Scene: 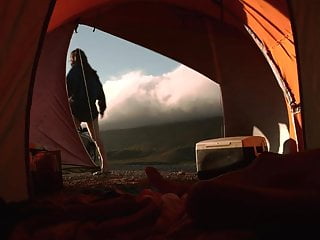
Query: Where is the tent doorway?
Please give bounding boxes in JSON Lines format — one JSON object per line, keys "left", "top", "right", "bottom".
{"left": 63, "top": 25, "right": 224, "bottom": 172}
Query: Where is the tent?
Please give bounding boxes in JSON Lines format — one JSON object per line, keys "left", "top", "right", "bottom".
{"left": 1, "top": 0, "right": 319, "bottom": 202}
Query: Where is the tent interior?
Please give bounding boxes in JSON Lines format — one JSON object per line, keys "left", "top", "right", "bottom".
{"left": 30, "top": 2, "right": 302, "bottom": 165}
{"left": 1, "top": 0, "right": 320, "bottom": 238}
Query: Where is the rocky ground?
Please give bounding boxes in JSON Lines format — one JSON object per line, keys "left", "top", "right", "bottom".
{"left": 62, "top": 168, "right": 198, "bottom": 195}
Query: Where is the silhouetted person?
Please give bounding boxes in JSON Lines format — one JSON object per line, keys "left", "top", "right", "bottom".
{"left": 67, "top": 48, "right": 108, "bottom": 174}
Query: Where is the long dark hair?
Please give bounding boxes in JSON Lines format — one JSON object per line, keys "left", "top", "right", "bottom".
{"left": 71, "top": 48, "right": 96, "bottom": 74}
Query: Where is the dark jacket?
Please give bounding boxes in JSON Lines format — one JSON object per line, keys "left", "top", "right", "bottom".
{"left": 67, "top": 64, "right": 106, "bottom": 122}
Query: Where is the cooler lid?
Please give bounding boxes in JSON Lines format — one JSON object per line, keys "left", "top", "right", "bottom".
{"left": 196, "top": 136, "right": 266, "bottom": 150}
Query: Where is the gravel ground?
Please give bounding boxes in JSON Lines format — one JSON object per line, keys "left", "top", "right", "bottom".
{"left": 62, "top": 167, "right": 198, "bottom": 195}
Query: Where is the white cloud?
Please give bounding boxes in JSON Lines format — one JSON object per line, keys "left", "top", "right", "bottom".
{"left": 99, "top": 65, "right": 222, "bottom": 130}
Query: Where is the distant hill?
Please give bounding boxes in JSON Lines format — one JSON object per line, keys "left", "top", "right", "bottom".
{"left": 101, "top": 117, "right": 223, "bottom": 169}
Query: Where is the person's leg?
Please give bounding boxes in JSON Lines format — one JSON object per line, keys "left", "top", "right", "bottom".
{"left": 86, "top": 118, "right": 108, "bottom": 173}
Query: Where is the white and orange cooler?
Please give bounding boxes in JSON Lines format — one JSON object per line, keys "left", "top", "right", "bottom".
{"left": 195, "top": 136, "right": 268, "bottom": 180}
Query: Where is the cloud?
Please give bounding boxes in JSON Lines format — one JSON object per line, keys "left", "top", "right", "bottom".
{"left": 99, "top": 65, "right": 222, "bottom": 130}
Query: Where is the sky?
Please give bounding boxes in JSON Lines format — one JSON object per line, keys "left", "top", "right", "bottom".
{"left": 67, "top": 25, "right": 222, "bottom": 130}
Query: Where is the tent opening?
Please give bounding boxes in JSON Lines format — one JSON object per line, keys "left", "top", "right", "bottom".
{"left": 62, "top": 24, "right": 224, "bottom": 177}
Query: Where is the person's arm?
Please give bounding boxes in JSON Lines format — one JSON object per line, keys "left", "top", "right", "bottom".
{"left": 66, "top": 70, "right": 76, "bottom": 104}
{"left": 97, "top": 81, "right": 106, "bottom": 117}
{"left": 66, "top": 72, "right": 73, "bottom": 98}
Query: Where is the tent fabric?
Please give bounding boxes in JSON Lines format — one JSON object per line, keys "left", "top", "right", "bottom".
{"left": 208, "top": 23, "right": 288, "bottom": 152}
{"left": 288, "top": 1, "right": 320, "bottom": 150}
{"left": 0, "top": 0, "right": 54, "bottom": 202}
{"left": 30, "top": 23, "right": 94, "bottom": 166}
{"left": 1, "top": 0, "right": 320, "bottom": 202}
{"left": 235, "top": 0, "right": 302, "bottom": 145}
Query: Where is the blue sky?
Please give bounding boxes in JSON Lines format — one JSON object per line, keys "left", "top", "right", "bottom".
{"left": 67, "top": 25, "right": 222, "bottom": 130}
{"left": 67, "top": 25, "right": 179, "bottom": 82}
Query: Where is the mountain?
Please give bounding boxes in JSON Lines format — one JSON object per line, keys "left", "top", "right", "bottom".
{"left": 101, "top": 117, "right": 223, "bottom": 169}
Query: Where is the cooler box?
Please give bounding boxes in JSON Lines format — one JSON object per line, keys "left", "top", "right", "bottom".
{"left": 196, "top": 136, "right": 267, "bottom": 180}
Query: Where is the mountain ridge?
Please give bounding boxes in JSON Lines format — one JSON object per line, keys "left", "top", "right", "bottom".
{"left": 101, "top": 117, "right": 223, "bottom": 167}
